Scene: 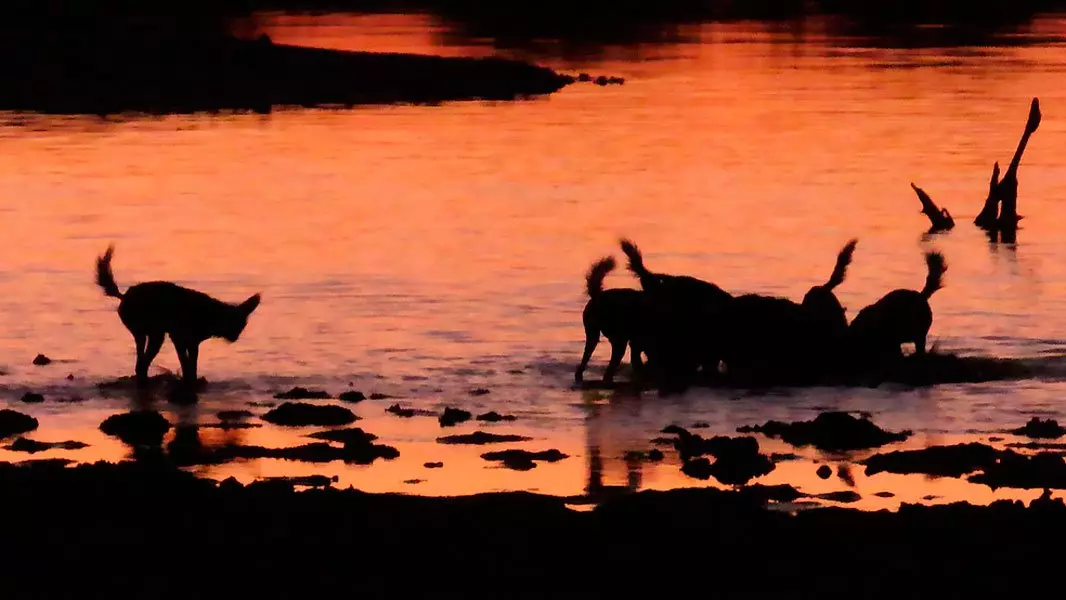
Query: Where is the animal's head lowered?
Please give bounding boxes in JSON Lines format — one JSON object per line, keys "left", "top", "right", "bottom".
{"left": 221, "top": 293, "right": 262, "bottom": 342}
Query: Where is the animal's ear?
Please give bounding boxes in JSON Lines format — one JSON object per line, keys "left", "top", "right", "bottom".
{"left": 240, "top": 293, "right": 261, "bottom": 316}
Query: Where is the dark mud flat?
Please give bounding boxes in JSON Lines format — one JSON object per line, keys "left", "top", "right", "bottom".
{"left": 1, "top": 460, "right": 1064, "bottom": 599}
{"left": 1, "top": 32, "right": 574, "bottom": 115}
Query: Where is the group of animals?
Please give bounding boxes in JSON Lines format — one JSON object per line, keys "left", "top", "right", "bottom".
{"left": 575, "top": 239, "right": 945, "bottom": 389}
{"left": 575, "top": 96, "right": 1044, "bottom": 392}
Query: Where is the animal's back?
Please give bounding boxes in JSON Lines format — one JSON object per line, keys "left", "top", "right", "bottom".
{"left": 118, "top": 281, "right": 228, "bottom": 336}
{"left": 850, "top": 289, "right": 931, "bottom": 342}
{"left": 584, "top": 288, "right": 647, "bottom": 340}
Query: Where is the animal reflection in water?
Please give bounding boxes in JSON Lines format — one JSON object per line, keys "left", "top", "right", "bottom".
{"left": 579, "top": 389, "right": 663, "bottom": 501}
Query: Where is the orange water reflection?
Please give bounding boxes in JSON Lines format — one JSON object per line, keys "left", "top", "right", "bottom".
{"left": 3, "top": 14, "right": 1066, "bottom": 509}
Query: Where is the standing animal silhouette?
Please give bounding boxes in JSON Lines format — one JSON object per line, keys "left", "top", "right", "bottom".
{"left": 95, "top": 245, "right": 261, "bottom": 387}
{"left": 575, "top": 256, "right": 649, "bottom": 384}
{"left": 848, "top": 251, "right": 946, "bottom": 363}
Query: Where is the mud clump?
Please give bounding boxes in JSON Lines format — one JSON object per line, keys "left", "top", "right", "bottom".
{"left": 863, "top": 443, "right": 1006, "bottom": 478}
{"left": 439, "top": 407, "right": 472, "bottom": 427}
{"left": 223, "top": 441, "right": 400, "bottom": 465}
{"left": 369, "top": 393, "right": 392, "bottom": 400}
{"left": 100, "top": 411, "right": 171, "bottom": 447}
{"left": 338, "top": 391, "right": 367, "bottom": 403}
{"left": 477, "top": 411, "right": 517, "bottom": 422}
{"left": 1010, "top": 417, "right": 1066, "bottom": 439}
{"left": 274, "top": 387, "right": 331, "bottom": 400}
{"left": 664, "top": 426, "right": 775, "bottom": 485}
{"left": 738, "top": 412, "right": 911, "bottom": 452}
{"left": 32, "top": 354, "right": 52, "bottom": 366}
{"left": 260, "top": 475, "right": 337, "bottom": 488}
{"left": 816, "top": 491, "right": 862, "bottom": 504}
{"left": 218, "top": 410, "right": 254, "bottom": 422}
{"left": 0, "top": 410, "right": 39, "bottom": 439}
{"left": 20, "top": 392, "right": 44, "bottom": 404}
{"left": 307, "top": 427, "right": 378, "bottom": 445}
{"left": 424, "top": 461, "right": 444, "bottom": 469}
{"left": 262, "top": 403, "right": 357, "bottom": 427}
{"left": 4, "top": 438, "right": 88, "bottom": 453}
{"left": 647, "top": 449, "right": 665, "bottom": 462}
{"left": 469, "top": 388, "right": 491, "bottom": 396}
{"left": 437, "top": 432, "right": 532, "bottom": 445}
{"left": 481, "top": 449, "right": 568, "bottom": 471}
{"left": 970, "top": 452, "right": 1066, "bottom": 490}
{"left": 817, "top": 465, "right": 832, "bottom": 479}
{"left": 386, "top": 403, "right": 436, "bottom": 418}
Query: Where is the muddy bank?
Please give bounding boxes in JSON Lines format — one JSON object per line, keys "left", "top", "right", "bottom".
{"left": 1, "top": 30, "right": 575, "bottom": 115}
{"left": 0, "top": 459, "right": 1062, "bottom": 597}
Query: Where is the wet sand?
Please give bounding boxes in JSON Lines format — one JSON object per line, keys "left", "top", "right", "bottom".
{"left": 1, "top": 458, "right": 1060, "bottom": 598}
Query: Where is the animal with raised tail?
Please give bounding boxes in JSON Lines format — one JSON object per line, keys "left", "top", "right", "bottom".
{"left": 574, "top": 256, "right": 650, "bottom": 384}
{"left": 618, "top": 239, "right": 733, "bottom": 390}
{"left": 719, "top": 239, "right": 859, "bottom": 384}
{"left": 848, "top": 251, "right": 947, "bottom": 364}
{"left": 95, "top": 245, "right": 261, "bottom": 388}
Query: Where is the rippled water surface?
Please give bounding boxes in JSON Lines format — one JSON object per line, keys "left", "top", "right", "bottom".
{"left": 4, "top": 12, "right": 1066, "bottom": 509}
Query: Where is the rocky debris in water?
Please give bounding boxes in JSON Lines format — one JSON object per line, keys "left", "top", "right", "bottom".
{"left": 248, "top": 401, "right": 276, "bottom": 408}
{"left": 260, "top": 475, "right": 337, "bottom": 488}
{"left": 863, "top": 443, "right": 1007, "bottom": 478}
{"left": 386, "top": 403, "right": 436, "bottom": 418}
{"left": 100, "top": 411, "right": 172, "bottom": 447}
{"left": 650, "top": 437, "right": 676, "bottom": 446}
{"left": 55, "top": 396, "right": 85, "bottom": 404}
{"left": 663, "top": 426, "right": 775, "bottom": 485}
{"left": 989, "top": 436, "right": 1004, "bottom": 442}
{"left": 817, "top": 465, "right": 832, "bottom": 479}
{"left": 0, "top": 410, "right": 39, "bottom": 439}
{"left": 97, "top": 374, "right": 208, "bottom": 390}
{"left": 662, "top": 424, "right": 688, "bottom": 436}
{"left": 1007, "top": 441, "right": 1066, "bottom": 450}
{"left": 3, "top": 438, "right": 88, "bottom": 453}
{"left": 219, "top": 440, "right": 400, "bottom": 465}
{"left": 771, "top": 452, "right": 801, "bottom": 462}
{"left": 838, "top": 464, "right": 856, "bottom": 487}
{"left": 32, "top": 354, "right": 51, "bottom": 366}
{"left": 218, "top": 410, "right": 254, "bottom": 422}
{"left": 437, "top": 431, "right": 532, "bottom": 445}
{"left": 439, "top": 407, "right": 472, "bottom": 427}
{"left": 405, "top": 479, "right": 424, "bottom": 484}
{"left": 477, "top": 411, "right": 517, "bottom": 422}
{"left": 262, "top": 403, "right": 357, "bottom": 427}
{"left": 469, "top": 388, "right": 491, "bottom": 396}
{"left": 647, "top": 449, "right": 665, "bottom": 462}
{"left": 692, "top": 421, "right": 710, "bottom": 429}
{"left": 816, "top": 491, "right": 862, "bottom": 503}
{"left": 923, "top": 495, "right": 940, "bottom": 501}
{"left": 424, "top": 462, "right": 444, "bottom": 469}
{"left": 338, "top": 391, "right": 366, "bottom": 403}
{"left": 308, "top": 427, "right": 379, "bottom": 445}
{"left": 969, "top": 452, "right": 1066, "bottom": 490}
{"left": 20, "top": 392, "right": 44, "bottom": 404}
{"left": 738, "top": 412, "right": 912, "bottom": 452}
{"left": 369, "top": 393, "right": 392, "bottom": 400}
{"left": 481, "top": 449, "right": 568, "bottom": 471}
{"left": 874, "top": 491, "right": 896, "bottom": 498}
{"left": 741, "top": 484, "right": 807, "bottom": 504}
{"left": 1010, "top": 417, "right": 1066, "bottom": 439}
{"left": 274, "top": 387, "right": 331, "bottom": 400}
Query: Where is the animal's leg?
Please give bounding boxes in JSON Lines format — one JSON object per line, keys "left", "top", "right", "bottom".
{"left": 132, "top": 333, "right": 147, "bottom": 382}
{"left": 914, "top": 334, "right": 927, "bottom": 356}
{"left": 575, "top": 326, "right": 599, "bottom": 384}
{"left": 630, "top": 342, "right": 644, "bottom": 372}
{"left": 603, "top": 338, "right": 628, "bottom": 383}
{"left": 139, "top": 333, "right": 165, "bottom": 385}
{"left": 184, "top": 343, "right": 200, "bottom": 384}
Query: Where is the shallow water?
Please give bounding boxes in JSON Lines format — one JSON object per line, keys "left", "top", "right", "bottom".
{"left": 3, "top": 12, "right": 1066, "bottom": 509}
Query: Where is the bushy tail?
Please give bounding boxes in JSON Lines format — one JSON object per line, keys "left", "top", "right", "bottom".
{"left": 824, "top": 238, "right": 858, "bottom": 290}
{"left": 619, "top": 238, "right": 660, "bottom": 292}
{"left": 585, "top": 256, "right": 615, "bottom": 298}
{"left": 96, "top": 244, "right": 123, "bottom": 299}
{"left": 920, "top": 251, "right": 946, "bottom": 299}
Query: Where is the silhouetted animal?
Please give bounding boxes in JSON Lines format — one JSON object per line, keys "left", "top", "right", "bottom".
{"left": 911, "top": 183, "right": 954, "bottom": 232}
{"left": 848, "top": 251, "right": 946, "bottom": 364}
{"left": 618, "top": 239, "right": 733, "bottom": 389}
{"left": 719, "top": 239, "right": 858, "bottom": 384}
{"left": 96, "top": 245, "right": 261, "bottom": 387}
{"left": 575, "top": 256, "right": 649, "bottom": 384}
